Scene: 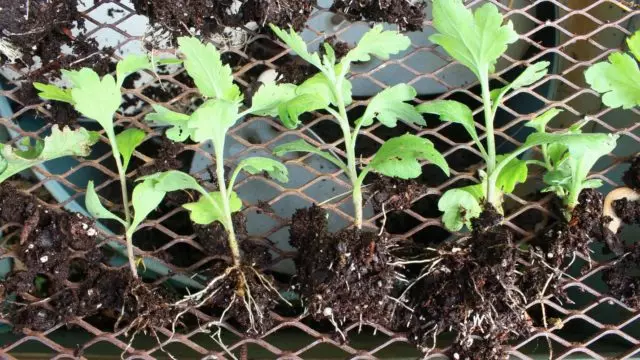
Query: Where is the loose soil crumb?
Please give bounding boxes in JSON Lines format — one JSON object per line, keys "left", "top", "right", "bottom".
{"left": 613, "top": 198, "right": 640, "bottom": 226}
{"left": 289, "top": 205, "right": 397, "bottom": 335}
{"left": 369, "top": 175, "right": 426, "bottom": 213}
{"left": 402, "top": 206, "right": 533, "bottom": 358}
{"left": 331, "top": 0, "right": 426, "bottom": 32}
{"left": 137, "top": 137, "right": 186, "bottom": 177}
{"left": 623, "top": 155, "right": 640, "bottom": 191}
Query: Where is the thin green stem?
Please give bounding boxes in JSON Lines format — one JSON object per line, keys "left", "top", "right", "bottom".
{"left": 213, "top": 140, "right": 241, "bottom": 267}
{"left": 479, "top": 70, "right": 498, "bottom": 206}
{"left": 124, "top": 232, "right": 138, "bottom": 277}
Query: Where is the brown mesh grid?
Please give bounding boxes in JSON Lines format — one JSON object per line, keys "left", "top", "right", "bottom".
{"left": 1, "top": 0, "right": 640, "bottom": 358}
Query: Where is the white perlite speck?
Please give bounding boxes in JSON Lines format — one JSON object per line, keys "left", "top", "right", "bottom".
{"left": 40, "top": 255, "right": 48, "bottom": 263}
{"left": 87, "top": 228, "right": 97, "bottom": 237}
{"left": 323, "top": 307, "right": 333, "bottom": 316}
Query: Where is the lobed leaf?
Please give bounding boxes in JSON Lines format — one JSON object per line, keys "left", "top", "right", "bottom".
{"left": 189, "top": 99, "right": 239, "bottom": 143}
{"left": 585, "top": 52, "right": 640, "bottom": 109}
{"left": 628, "top": 30, "right": 640, "bottom": 62}
{"left": 491, "top": 61, "right": 550, "bottom": 103}
{"left": 417, "top": 100, "right": 481, "bottom": 148}
{"left": 438, "top": 187, "right": 482, "bottom": 232}
{"left": 178, "top": 37, "right": 241, "bottom": 101}
{"left": 250, "top": 82, "right": 297, "bottom": 117}
{"left": 116, "top": 54, "right": 152, "bottom": 87}
{"left": 0, "top": 126, "right": 98, "bottom": 183}
{"left": 33, "top": 83, "right": 74, "bottom": 104}
{"left": 524, "top": 108, "right": 562, "bottom": 134}
{"left": 368, "top": 134, "right": 449, "bottom": 180}
{"left": 183, "top": 191, "right": 242, "bottom": 226}
{"left": 495, "top": 154, "right": 527, "bottom": 194}
{"left": 62, "top": 68, "right": 122, "bottom": 129}
{"left": 273, "top": 139, "right": 347, "bottom": 172}
{"left": 235, "top": 157, "right": 289, "bottom": 183}
{"left": 430, "top": 0, "right": 518, "bottom": 76}
{"left": 277, "top": 94, "right": 327, "bottom": 129}
{"left": 128, "top": 178, "right": 167, "bottom": 237}
{"left": 269, "top": 25, "right": 323, "bottom": 69}
{"left": 144, "top": 104, "right": 192, "bottom": 142}
{"left": 359, "top": 84, "right": 424, "bottom": 128}
{"left": 344, "top": 24, "right": 411, "bottom": 63}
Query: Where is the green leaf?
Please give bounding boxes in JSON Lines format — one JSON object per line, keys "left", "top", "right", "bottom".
{"left": 438, "top": 188, "right": 482, "bottom": 231}
{"left": 543, "top": 167, "right": 571, "bottom": 187}
{"left": 115, "top": 128, "right": 145, "bottom": 171}
{"left": 85, "top": 181, "right": 126, "bottom": 226}
{"left": 144, "top": 104, "right": 192, "bottom": 142}
{"left": 183, "top": 191, "right": 242, "bottom": 226}
{"left": 273, "top": 139, "right": 347, "bottom": 172}
{"left": 156, "top": 58, "right": 184, "bottom": 65}
{"left": 368, "top": 134, "right": 449, "bottom": 180}
{"left": 63, "top": 68, "right": 122, "bottom": 128}
{"left": 189, "top": 99, "right": 239, "bottom": 143}
{"left": 277, "top": 94, "right": 327, "bottom": 129}
{"left": 128, "top": 178, "right": 167, "bottom": 237}
{"left": 235, "top": 157, "right": 289, "bottom": 183}
{"left": 627, "top": 30, "right": 640, "bottom": 62}
{"left": 116, "top": 54, "right": 152, "bottom": 87}
{"left": 524, "top": 108, "right": 562, "bottom": 134}
{"left": 296, "top": 68, "right": 352, "bottom": 106}
{"left": 33, "top": 83, "right": 74, "bottom": 104}
{"left": 491, "top": 61, "right": 550, "bottom": 102}
{"left": 322, "top": 43, "right": 337, "bottom": 67}
{"left": 344, "top": 24, "right": 411, "bottom": 63}
{"left": 429, "top": 0, "right": 518, "bottom": 76}
{"left": 359, "top": 84, "right": 424, "bottom": 127}
{"left": 585, "top": 52, "right": 640, "bottom": 109}
{"left": 0, "top": 126, "right": 98, "bottom": 183}
{"left": 269, "top": 25, "right": 323, "bottom": 69}
{"left": 417, "top": 100, "right": 481, "bottom": 148}
{"left": 178, "top": 36, "right": 241, "bottom": 101}
{"left": 495, "top": 154, "right": 527, "bottom": 194}
{"left": 582, "top": 178, "right": 604, "bottom": 189}
{"left": 141, "top": 170, "right": 202, "bottom": 193}
{"left": 250, "top": 82, "right": 297, "bottom": 117}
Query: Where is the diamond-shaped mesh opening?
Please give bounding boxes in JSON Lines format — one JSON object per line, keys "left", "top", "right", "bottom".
{"left": 1, "top": 0, "right": 640, "bottom": 358}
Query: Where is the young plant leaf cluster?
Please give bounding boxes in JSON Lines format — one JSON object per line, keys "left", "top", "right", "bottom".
{"left": 36, "top": 55, "right": 153, "bottom": 277}
{"left": 423, "top": 0, "right": 618, "bottom": 231}
{"left": 145, "top": 37, "right": 290, "bottom": 269}
{"left": 269, "top": 24, "right": 450, "bottom": 229}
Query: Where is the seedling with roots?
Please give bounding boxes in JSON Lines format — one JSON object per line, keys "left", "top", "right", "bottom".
{"left": 36, "top": 55, "right": 153, "bottom": 278}
{"left": 419, "top": 0, "right": 617, "bottom": 231}
{"left": 145, "top": 37, "right": 292, "bottom": 332}
{"left": 269, "top": 24, "right": 449, "bottom": 229}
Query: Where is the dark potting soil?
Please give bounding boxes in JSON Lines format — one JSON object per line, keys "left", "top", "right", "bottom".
{"left": 191, "top": 211, "right": 279, "bottom": 334}
{"left": 289, "top": 205, "right": 397, "bottom": 333}
{"left": 331, "top": 0, "right": 426, "bottom": 32}
{"left": 0, "top": 0, "right": 81, "bottom": 65}
{"left": 603, "top": 244, "right": 640, "bottom": 309}
{"left": 623, "top": 155, "right": 640, "bottom": 191}
{"left": 401, "top": 206, "right": 533, "bottom": 359}
{"left": 0, "top": 184, "right": 176, "bottom": 334}
{"left": 613, "top": 197, "right": 640, "bottom": 227}
{"left": 369, "top": 175, "right": 426, "bottom": 213}
{"left": 132, "top": 0, "right": 313, "bottom": 40}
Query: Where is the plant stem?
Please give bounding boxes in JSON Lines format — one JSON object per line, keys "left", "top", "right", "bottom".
{"left": 214, "top": 141, "right": 241, "bottom": 267}
{"left": 479, "top": 70, "right": 497, "bottom": 206}
{"left": 332, "top": 73, "right": 362, "bottom": 229}
{"left": 108, "top": 132, "right": 136, "bottom": 278}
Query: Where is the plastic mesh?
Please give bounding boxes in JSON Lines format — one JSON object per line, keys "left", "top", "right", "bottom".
{"left": 1, "top": 0, "right": 640, "bottom": 359}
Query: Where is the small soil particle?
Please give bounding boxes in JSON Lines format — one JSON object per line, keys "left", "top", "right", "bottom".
{"left": 613, "top": 198, "right": 640, "bottom": 226}
{"left": 331, "top": 0, "right": 426, "bottom": 32}
{"left": 603, "top": 244, "right": 640, "bottom": 309}
{"left": 289, "top": 205, "right": 397, "bottom": 333}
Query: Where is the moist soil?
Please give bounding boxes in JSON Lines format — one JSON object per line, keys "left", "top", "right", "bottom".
{"left": 0, "top": 183, "right": 175, "bottom": 334}
{"left": 132, "top": 0, "right": 313, "bottom": 40}
{"left": 190, "top": 211, "right": 278, "bottom": 334}
{"left": 369, "top": 175, "right": 426, "bottom": 213}
{"left": 331, "top": 0, "right": 426, "bottom": 32}
{"left": 400, "top": 206, "right": 533, "bottom": 359}
{"left": 289, "top": 205, "right": 397, "bottom": 334}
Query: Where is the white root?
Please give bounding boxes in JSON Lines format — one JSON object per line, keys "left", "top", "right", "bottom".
{"left": 604, "top": 187, "right": 640, "bottom": 234}
{"left": 0, "top": 38, "right": 23, "bottom": 63}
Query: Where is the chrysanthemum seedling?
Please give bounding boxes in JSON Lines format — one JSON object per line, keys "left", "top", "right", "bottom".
{"left": 144, "top": 37, "right": 291, "bottom": 333}
{"left": 35, "top": 55, "right": 153, "bottom": 277}
{"left": 418, "top": 0, "right": 612, "bottom": 231}
{"left": 269, "top": 24, "right": 450, "bottom": 229}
